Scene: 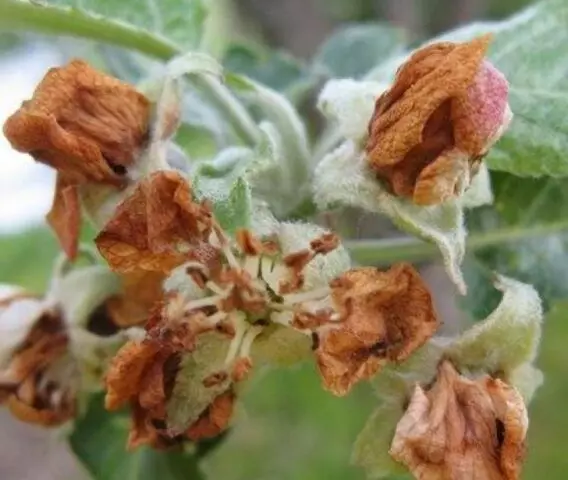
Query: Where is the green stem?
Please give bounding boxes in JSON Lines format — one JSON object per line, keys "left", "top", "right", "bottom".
{"left": 0, "top": 0, "right": 179, "bottom": 59}
{"left": 0, "top": 0, "right": 259, "bottom": 145}
{"left": 347, "top": 221, "right": 568, "bottom": 265}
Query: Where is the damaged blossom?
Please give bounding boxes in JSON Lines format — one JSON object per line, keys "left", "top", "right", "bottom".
{"left": 366, "top": 35, "right": 511, "bottom": 205}
{"left": 103, "top": 188, "right": 441, "bottom": 450}
{"left": 3, "top": 59, "right": 150, "bottom": 258}
{"left": 390, "top": 360, "right": 527, "bottom": 480}
{"left": 0, "top": 253, "right": 136, "bottom": 427}
{"left": 310, "top": 264, "right": 439, "bottom": 396}
{"left": 0, "top": 282, "right": 125, "bottom": 427}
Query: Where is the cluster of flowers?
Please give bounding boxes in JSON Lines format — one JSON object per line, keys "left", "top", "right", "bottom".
{"left": 0, "top": 34, "right": 537, "bottom": 479}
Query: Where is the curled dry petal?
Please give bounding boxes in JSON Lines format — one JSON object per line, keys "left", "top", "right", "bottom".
{"left": 366, "top": 35, "right": 510, "bottom": 205}
{"left": 315, "top": 263, "right": 439, "bottom": 396}
{"left": 3, "top": 59, "right": 150, "bottom": 258}
{"left": 186, "top": 390, "right": 235, "bottom": 441}
{"left": 96, "top": 171, "right": 213, "bottom": 274}
{"left": 390, "top": 360, "right": 528, "bottom": 480}
{"left": 0, "top": 310, "right": 75, "bottom": 426}
{"left": 105, "top": 271, "right": 166, "bottom": 327}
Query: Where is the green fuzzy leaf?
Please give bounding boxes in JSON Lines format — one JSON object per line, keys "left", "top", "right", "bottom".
{"left": 49, "top": 0, "right": 207, "bottom": 49}
{"left": 313, "top": 23, "right": 406, "bottom": 79}
{"left": 225, "top": 72, "right": 311, "bottom": 214}
{"left": 70, "top": 394, "right": 204, "bottom": 480}
{"left": 352, "top": 344, "right": 441, "bottom": 479}
{"left": 449, "top": 275, "right": 543, "bottom": 376}
{"left": 194, "top": 162, "right": 253, "bottom": 234}
{"left": 463, "top": 172, "right": 568, "bottom": 313}
{"left": 251, "top": 325, "right": 312, "bottom": 368}
{"left": 351, "top": 401, "right": 407, "bottom": 479}
{"left": 223, "top": 44, "right": 309, "bottom": 94}
{"left": 166, "top": 332, "right": 231, "bottom": 432}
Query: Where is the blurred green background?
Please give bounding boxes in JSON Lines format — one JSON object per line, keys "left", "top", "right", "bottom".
{"left": 0, "top": 0, "right": 566, "bottom": 478}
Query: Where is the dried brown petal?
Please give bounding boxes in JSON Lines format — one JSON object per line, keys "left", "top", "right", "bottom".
{"left": 186, "top": 390, "right": 235, "bottom": 441}
{"left": 3, "top": 59, "right": 150, "bottom": 257}
{"left": 4, "top": 59, "right": 149, "bottom": 182}
{"left": 310, "top": 233, "right": 340, "bottom": 255}
{"left": 316, "top": 263, "right": 438, "bottom": 396}
{"left": 46, "top": 176, "right": 81, "bottom": 259}
{"left": 390, "top": 361, "right": 528, "bottom": 480}
{"left": 235, "top": 229, "right": 265, "bottom": 256}
{"left": 105, "top": 271, "right": 166, "bottom": 327}
{"left": 0, "top": 311, "right": 75, "bottom": 426}
{"left": 105, "top": 340, "right": 162, "bottom": 410}
{"left": 96, "top": 171, "right": 213, "bottom": 274}
{"left": 7, "top": 387, "right": 74, "bottom": 427}
{"left": 366, "top": 36, "right": 493, "bottom": 205}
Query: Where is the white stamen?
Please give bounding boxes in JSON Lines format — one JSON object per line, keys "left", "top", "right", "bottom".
{"left": 238, "top": 325, "right": 263, "bottom": 359}
{"left": 262, "top": 260, "right": 287, "bottom": 293}
{"left": 243, "top": 255, "right": 261, "bottom": 278}
{"left": 281, "top": 287, "right": 331, "bottom": 306}
{"left": 184, "top": 294, "right": 224, "bottom": 313}
{"left": 206, "top": 281, "right": 229, "bottom": 297}
{"left": 184, "top": 261, "right": 210, "bottom": 277}
{"left": 204, "top": 310, "right": 228, "bottom": 326}
{"left": 212, "top": 228, "right": 240, "bottom": 269}
{"left": 223, "top": 243, "right": 240, "bottom": 270}
{"left": 270, "top": 311, "right": 294, "bottom": 327}
{"left": 224, "top": 312, "right": 248, "bottom": 366}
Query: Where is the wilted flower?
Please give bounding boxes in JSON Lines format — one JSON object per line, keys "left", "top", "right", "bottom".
{"left": 102, "top": 187, "right": 442, "bottom": 449}
{"left": 390, "top": 360, "right": 527, "bottom": 480}
{"left": 0, "top": 281, "right": 126, "bottom": 427}
{"left": 3, "top": 59, "right": 150, "bottom": 258}
{"left": 0, "top": 252, "right": 138, "bottom": 427}
{"left": 0, "top": 288, "right": 73, "bottom": 426}
{"left": 366, "top": 35, "right": 511, "bottom": 205}
{"left": 309, "top": 264, "right": 439, "bottom": 396}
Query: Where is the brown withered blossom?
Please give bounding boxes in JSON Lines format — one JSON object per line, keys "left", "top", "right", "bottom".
{"left": 309, "top": 264, "right": 439, "bottom": 396}
{"left": 0, "top": 299, "right": 74, "bottom": 427}
{"left": 0, "top": 283, "right": 128, "bottom": 427}
{"left": 105, "top": 298, "right": 237, "bottom": 449}
{"left": 103, "top": 219, "right": 349, "bottom": 448}
{"left": 3, "top": 59, "right": 150, "bottom": 258}
{"left": 95, "top": 170, "right": 213, "bottom": 275}
{"left": 366, "top": 35, "right": 511, "bottom": 205}
{"left": 390, "top": 360, "right": 527, "bottom": 480}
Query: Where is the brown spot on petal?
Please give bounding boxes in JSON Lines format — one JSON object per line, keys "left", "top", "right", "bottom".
{"left": 390, "top": 361, "right": 527, "bottom": 480}
{"left": 3, "top": 59, "right": 150, "bottom": 257}
{"left": 366, "top": 35, "right": 498, "bottom": 205}
{"left": 96, "top": 171, "right": 214, "bottom": 274}
{"left": 316, "top": 264, "right": 438, "bottom": 396}
{"left": 310, "top": 233, "right": 340, "bottom": 255}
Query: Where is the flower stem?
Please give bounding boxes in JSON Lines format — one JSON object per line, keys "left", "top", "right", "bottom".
{"left": 0, "top": 0, "right": 259, "bottom": 145}
{"left": 346, "top": 221, "right": 568, "bottom": 265}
